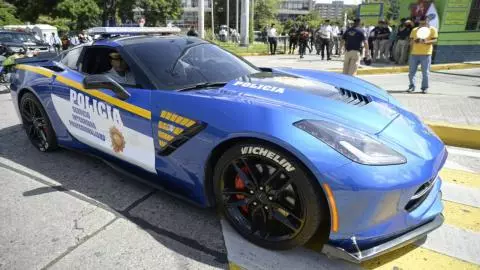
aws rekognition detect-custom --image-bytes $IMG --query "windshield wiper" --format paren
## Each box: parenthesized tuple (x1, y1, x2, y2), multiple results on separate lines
(177, 82, 228, 92)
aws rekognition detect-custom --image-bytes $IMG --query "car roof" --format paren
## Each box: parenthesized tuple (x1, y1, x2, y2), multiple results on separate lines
(91, 35, 207, 48)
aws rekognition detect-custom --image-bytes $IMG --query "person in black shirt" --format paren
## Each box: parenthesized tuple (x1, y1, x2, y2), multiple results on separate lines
(342, 18, 370, 75)
(288, 26, 298, 54)
(187, 26, 198, 37)
(394, 19, 413, 64)
(297, 24, 309, 59)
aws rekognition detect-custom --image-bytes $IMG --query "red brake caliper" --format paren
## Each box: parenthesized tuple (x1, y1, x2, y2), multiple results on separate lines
(235, 167, 249, 214)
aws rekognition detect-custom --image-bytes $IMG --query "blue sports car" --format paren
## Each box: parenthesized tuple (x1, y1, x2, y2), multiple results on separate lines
(8, 27, 446, 262)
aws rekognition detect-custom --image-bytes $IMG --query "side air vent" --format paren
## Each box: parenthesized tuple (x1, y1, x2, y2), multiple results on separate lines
(405, 176, 438, 212)
(337, 88, 371, 106)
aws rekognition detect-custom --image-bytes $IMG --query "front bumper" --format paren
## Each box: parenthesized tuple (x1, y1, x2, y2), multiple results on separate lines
(321, 213, 444, 263)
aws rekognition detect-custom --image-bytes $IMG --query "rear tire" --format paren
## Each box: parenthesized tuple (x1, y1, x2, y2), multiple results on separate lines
(214, 142, 328, 250)
(20, 92, 58, 152)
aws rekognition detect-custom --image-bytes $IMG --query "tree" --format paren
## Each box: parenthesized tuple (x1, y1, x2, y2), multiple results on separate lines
(135, 0, 182, 26)
(37, 15, 72, 33)
(5, 0, 57, 23)
(254, 0, 278, 30)
(56, 0, 101, 30)
(0, 1, 21, 25)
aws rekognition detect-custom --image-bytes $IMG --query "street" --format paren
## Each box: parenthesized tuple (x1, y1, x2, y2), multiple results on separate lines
(1, 67, 480, 270)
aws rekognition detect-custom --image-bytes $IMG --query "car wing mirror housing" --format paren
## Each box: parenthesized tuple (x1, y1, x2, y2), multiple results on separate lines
(83, 74, 130, 100)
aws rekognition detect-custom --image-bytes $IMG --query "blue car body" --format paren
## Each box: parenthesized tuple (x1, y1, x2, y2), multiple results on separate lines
(9, 35, 446, 262)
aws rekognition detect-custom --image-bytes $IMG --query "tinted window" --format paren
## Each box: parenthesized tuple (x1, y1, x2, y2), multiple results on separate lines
(0, 32, 39, 43)
(60, 47, 82, 70)
(125, 40, 258, 90)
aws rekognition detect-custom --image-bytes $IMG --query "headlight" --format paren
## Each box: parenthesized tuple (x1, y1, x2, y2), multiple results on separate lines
(294, 120, 407, 165)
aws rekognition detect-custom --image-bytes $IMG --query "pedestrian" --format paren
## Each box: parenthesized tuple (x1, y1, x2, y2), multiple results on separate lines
(407, 15, 438, 94)
(367, 25, 375, 59)
(297, 24, 309, 59)
(262, 27, 268, 44)
(388, 25, 397, 61)
(267, 23, 278, 55)
(319, 20, 333, 60)
(330, 22, 341, 56)
(187, 26, 198, 37)
(61, 35, 70, 50)
(342, 18, 370, 76)
(288, 25, 298, 54)
(394, 19, 412, 65)
(49, 33, 61, 52)
(372, 20, 390, 62)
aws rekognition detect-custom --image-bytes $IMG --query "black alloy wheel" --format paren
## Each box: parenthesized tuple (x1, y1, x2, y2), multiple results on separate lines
(214, 143, 327, 250)
(20, 92, 57, 152)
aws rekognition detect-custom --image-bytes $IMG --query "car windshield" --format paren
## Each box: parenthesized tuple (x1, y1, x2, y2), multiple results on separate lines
(125, 39, 259, 90)
(0, 32, 40, 43)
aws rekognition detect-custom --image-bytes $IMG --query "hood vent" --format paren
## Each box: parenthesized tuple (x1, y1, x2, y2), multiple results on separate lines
(337, 88, 371, 106)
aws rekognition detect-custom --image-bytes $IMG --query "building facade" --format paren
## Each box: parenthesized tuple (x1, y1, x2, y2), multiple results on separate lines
(177, 0, 213, 28)
(314, 1, 356, 20)
(278, 0, 315, 21)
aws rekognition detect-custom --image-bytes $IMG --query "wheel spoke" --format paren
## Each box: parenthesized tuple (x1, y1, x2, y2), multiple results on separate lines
(238, 158, 259, 186)
(222, 189, 251, 197)
(250, 205, 268, 236)
(225, 198, 250, 208)
(272, 178, 293, 196)
(271, 208, 301, 233)
(264, 168, 282, 189)
(232, 161, 256, 187)
(28, 101, 36, 118)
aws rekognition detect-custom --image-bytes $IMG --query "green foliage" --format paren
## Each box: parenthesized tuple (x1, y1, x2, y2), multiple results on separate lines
(56, 0, 101, 30)
(136, 0, 182, 26)
(254, 0, 278, 30)
(0, 1, 21, 25)
(37, 15, 72, 33)
(5, 0, 57, 23)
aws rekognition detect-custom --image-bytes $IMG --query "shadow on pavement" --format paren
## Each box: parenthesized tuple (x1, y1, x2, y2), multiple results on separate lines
(0, 124, 228, 268)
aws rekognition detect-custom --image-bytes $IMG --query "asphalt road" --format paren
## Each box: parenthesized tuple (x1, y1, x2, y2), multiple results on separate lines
(0, 71, 479, 269)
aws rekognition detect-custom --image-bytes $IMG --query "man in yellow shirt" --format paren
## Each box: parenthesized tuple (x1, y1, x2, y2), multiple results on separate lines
(407, 16, 438, 94)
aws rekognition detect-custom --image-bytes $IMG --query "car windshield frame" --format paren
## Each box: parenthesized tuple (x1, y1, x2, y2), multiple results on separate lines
(123, 39, 260, 91)
(0, 32, 41, 43)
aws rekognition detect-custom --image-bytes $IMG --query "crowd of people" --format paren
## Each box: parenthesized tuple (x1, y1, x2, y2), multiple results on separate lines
(263, 16, 437, 93)
(39, 31, 94, 52)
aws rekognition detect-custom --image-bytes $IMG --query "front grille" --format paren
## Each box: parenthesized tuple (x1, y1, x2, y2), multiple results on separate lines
(405, 176, 438, 212)
(26, 46, 49, 51)
(336, 88, 371, 106)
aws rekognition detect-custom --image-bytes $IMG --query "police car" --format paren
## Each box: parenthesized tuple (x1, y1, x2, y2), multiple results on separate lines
(9, 27, 446, 262)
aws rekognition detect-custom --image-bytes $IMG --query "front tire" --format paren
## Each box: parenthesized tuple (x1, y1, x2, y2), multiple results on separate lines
(214, 142, 328, 250)
(20, 92, 58, 152)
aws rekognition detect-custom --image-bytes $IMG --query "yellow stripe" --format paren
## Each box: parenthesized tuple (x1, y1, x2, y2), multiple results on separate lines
(158, 140, 167, 147)
(160, 110, 167, 118)
(175, 116, 184, 125)
(16, 64, 55, 78)
(15, 65, 151, 120)
(158, 131, 174, 141)
(173, 127, 184, 135)
(170, 113, 178, 122)
(185, 119, 196, 127)
(362, 244, 479, 270)
(180, 118, 190, 127)
(440, 168, 480, 189)
(443, 200, 480, 232)
(228, 262, 244, 270)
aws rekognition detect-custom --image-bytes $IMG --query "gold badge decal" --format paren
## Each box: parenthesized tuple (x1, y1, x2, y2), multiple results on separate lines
(110, 126, 126, 153)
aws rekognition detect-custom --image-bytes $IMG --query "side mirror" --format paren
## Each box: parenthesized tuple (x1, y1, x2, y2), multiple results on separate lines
(83, 74, 130, 100)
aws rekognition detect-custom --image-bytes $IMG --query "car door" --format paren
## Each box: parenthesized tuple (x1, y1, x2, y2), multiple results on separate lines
(49, 45, 157, 174)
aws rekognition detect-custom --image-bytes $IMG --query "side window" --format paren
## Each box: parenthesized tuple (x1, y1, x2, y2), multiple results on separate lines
(60, 47, 82, 70)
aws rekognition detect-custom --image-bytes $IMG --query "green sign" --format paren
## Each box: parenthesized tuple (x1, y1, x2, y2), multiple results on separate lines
(447, 0, 471, 8)
(362, 17, 381, 26)
(444, 11, 468, 25)
(359, 4, 383, 16)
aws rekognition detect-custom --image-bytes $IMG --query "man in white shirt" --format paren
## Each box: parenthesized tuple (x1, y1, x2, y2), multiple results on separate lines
(318, 20, 333, 60)
(330, 22, 340, 56)
(49, 33, 62, 52)
(267, 23, 278, 55)
(104, 52, 136, 86)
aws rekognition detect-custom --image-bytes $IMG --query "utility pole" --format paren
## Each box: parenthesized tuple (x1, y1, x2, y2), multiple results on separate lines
(236, 0, 239, 32)
(199, 0, 205, 38)
(211, 0, 215, 37)
(240, 0, 249, 46)
(226, 0, 230, 28)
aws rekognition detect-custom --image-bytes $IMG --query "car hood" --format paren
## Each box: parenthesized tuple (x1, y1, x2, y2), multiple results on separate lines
(200, 70, 402, 134)
(1, 41, 49, 47)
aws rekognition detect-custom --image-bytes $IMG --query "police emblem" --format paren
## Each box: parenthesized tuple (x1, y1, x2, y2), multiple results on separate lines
(109, 126, 126, 153)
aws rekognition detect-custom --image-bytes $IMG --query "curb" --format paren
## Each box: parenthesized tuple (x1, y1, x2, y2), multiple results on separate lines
(328, 63, 480, 75)
(426, 121, 480, 150)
